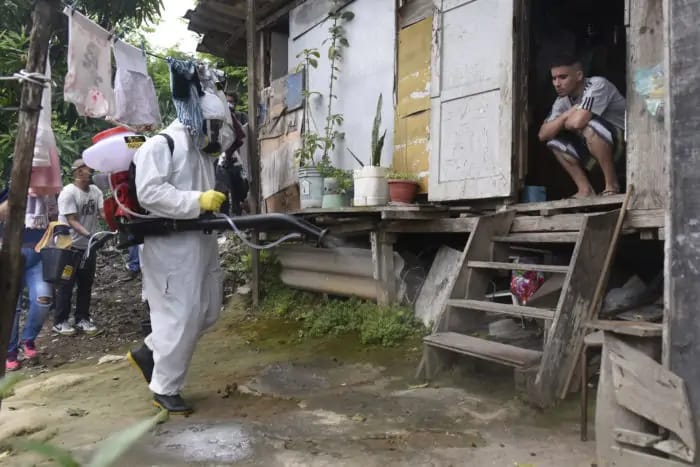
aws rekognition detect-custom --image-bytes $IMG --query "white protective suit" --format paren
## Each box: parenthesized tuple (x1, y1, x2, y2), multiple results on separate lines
(133, 119, 224, 396)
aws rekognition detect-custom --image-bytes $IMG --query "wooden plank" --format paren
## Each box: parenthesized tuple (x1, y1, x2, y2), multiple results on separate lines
(526, 276, 565, 309)
(596, 335, 661, 465)
(246, 0, 261, 310)
(627, 0, 667, 210)
(653, 438, 695, 463)
(532, 210, 620, 407)
(510, 194, 625, 213)
(608, 335, 696, 456)
(493, 232, 579, 243)
(665, 0, 700, 456)
(614, 428, 662, 448)
(559, 189, 630, 397)
(424, 332, 542, 368)
(441, 211, 516, 334)
(609, 446, 690, 467)
(399, 0, 433, 28)
(467, 261, 569, 274)
(447, 299, 555, 320)
(371, 231, 397, 306)
(381, 209, 663, 234)
(383, 217, 477, 233)
(585, 320, 663, 337)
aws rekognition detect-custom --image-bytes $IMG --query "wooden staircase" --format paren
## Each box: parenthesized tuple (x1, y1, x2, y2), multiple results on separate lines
(417, 209, 621, 407)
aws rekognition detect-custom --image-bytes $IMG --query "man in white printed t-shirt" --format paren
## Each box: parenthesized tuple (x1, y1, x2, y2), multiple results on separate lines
(538, 54, 626, 199)
(54, 159, 104, 336)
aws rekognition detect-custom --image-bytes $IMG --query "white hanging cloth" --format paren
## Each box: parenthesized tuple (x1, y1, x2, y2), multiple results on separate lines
(113, 40, 161, 131)
(63, 7, 115, 118)
(33, 55, 54, 167)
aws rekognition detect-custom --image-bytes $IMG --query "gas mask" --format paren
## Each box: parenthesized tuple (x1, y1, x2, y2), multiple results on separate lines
(199, 92, 235, 156)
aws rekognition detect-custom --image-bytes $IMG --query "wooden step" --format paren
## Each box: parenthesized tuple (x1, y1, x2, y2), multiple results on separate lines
(467, 260, 570, 274)
(493, 232, 579, 243)
(447, 299, 555, 320)
(424, 332, 542, 368)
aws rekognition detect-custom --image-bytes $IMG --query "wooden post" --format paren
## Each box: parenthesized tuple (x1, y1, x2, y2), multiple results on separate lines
(0, 0, 56, 385)
(371, 231, 397, 306)
(246, 0, 261, 309)
(665, 0, 700, 456)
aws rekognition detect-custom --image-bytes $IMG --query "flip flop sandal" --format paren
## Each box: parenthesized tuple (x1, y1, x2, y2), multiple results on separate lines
(600, 190, 620, 197)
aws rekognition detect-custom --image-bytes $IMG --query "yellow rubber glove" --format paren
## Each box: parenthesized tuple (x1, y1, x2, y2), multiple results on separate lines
(199, 190, 227, 212)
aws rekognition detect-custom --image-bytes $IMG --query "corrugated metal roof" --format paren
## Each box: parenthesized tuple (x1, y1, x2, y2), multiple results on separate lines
(185, 0, 300, 65)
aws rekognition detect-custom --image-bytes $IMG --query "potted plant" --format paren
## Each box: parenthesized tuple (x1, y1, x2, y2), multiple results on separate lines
(321, 166, 353, 208)
(352, 94, 389, 206)
(387, 171, 420, 204)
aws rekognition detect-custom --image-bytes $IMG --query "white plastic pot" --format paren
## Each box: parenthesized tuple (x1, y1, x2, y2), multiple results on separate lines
(298, 167, 323, 209)
(353, 166, 389, 207)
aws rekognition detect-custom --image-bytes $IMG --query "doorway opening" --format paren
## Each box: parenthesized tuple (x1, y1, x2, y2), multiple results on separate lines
(525, 0, 627, 200)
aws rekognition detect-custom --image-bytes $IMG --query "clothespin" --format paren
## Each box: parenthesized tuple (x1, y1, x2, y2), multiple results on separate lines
(141, 40, 146, 57)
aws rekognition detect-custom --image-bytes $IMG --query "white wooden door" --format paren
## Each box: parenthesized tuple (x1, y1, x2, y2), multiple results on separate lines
(429, 0, 514, 201)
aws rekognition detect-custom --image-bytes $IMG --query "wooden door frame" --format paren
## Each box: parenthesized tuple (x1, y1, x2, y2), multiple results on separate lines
(512, 0, 530, 200)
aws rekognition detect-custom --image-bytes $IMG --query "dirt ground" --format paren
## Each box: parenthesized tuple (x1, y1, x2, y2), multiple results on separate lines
(1, 245, 596, 466)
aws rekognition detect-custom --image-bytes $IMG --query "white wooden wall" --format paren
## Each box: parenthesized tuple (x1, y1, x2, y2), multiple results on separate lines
(288, 0, 397, 170)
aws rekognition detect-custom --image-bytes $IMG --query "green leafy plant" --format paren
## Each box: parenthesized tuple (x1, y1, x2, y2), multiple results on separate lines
(371, 94, 387, 167)
(293, 3, 354, 171)
(1, 374, 169, 467)
(387, 171, 420, 182)
(257, 256, 426, 346)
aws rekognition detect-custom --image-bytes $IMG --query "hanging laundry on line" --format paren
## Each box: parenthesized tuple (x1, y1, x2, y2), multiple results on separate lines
(63, 7, 115, 118)
(113, 40, 161, 131)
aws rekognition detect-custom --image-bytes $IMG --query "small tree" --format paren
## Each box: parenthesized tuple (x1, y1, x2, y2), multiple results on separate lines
(294, 2, 354, 173)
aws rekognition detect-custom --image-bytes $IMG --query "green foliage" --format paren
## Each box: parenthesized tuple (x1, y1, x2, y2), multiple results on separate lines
(293, 4, 353, 171)
(2, 375, 167, 467)
(14, 441, 79, 467)
(257, 254, 426, 347)
(387, 171, 420, 182)
(371, 94, 386, 167)
(0, 374, 23, 400)
(15, 410, 168, 467)
(0, 0, 165, 183)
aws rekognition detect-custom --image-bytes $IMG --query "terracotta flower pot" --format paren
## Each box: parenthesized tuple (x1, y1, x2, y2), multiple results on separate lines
(388, 180, 420, 204)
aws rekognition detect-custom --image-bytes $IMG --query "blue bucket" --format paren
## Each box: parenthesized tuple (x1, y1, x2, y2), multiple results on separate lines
(522, 185, 546, 203)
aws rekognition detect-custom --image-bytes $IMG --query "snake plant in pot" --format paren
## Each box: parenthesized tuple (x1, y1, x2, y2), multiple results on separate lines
(353, 94, 389, 206)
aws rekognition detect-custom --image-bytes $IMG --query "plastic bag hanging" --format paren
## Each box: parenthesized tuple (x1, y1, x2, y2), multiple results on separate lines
(113, 40, 161, 131)
(29, 55, 62, 196)
(32, 55, 54, 167)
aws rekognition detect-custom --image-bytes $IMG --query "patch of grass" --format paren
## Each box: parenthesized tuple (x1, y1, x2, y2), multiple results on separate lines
(257, 254, 427, 347)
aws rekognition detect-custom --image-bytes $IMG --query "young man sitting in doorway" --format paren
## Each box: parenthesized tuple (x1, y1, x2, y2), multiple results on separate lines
(538, 55, 626, 198)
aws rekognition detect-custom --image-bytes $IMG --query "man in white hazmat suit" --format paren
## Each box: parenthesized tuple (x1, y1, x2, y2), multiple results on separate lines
(126, 92, 234, 414)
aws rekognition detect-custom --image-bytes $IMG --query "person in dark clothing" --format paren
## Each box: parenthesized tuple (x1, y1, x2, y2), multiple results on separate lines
(216, 91, 250, 216)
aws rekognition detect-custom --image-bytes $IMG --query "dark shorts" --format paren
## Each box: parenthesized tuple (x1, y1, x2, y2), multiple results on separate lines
(546, 116, 625, 171)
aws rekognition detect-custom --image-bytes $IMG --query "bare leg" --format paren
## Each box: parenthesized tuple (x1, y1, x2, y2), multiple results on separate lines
(582, 127, 620, 194)
(552, 149, 595, 197)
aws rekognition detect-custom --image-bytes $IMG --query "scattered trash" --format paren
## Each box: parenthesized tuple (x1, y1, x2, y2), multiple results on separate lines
(408, 382, 429, 389)
(97, 354, 126, 365)
(236, 285, 251, 296)
(220, 383, 238, 399)
(66, 407, 89, 417)
(351, 414, 367, 422)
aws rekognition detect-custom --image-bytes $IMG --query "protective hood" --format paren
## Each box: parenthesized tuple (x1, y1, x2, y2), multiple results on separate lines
(199, 92, 234, 155)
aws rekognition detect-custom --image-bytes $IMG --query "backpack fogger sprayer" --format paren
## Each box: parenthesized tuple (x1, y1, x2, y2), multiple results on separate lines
(84, 127, 329, 249)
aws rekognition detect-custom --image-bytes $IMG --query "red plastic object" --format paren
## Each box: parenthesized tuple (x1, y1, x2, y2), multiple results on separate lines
(92, 126, 130, 144)
(103, 196, 119, 231)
